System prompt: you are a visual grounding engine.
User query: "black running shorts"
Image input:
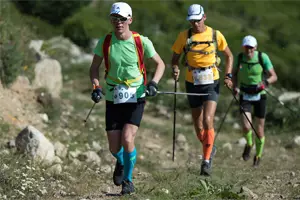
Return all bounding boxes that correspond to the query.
[105,98,145,131]
[185,80,220,108]
[239,94,267,118]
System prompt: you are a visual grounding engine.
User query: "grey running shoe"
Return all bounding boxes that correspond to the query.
[253,156,261,167]
[113,161,124,186]
[242,145,252,161]
[200,161,211,176]
[121,180,135,195]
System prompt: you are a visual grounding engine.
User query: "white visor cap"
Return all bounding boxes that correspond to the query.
[110,2,132,18]
[186,4,205,21]
[242,35,257,47]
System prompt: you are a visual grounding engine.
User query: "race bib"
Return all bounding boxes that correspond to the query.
[192,68,214,85]
[113,84,137,104]
[243,93,261,101]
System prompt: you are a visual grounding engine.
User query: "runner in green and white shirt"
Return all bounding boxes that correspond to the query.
[89,2,165,195]
[232,35,278,167]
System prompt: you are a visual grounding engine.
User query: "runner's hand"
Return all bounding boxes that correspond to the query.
[224,78,233,89]
[91,85,102,103]
[146,81,158,97]
[233,87,240,96]
[172,66,180,81]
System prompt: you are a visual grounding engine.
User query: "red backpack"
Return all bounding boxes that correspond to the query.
[102,31,147,85]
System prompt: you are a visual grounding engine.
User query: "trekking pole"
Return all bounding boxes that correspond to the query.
[157,91,210,96]
[264,89,298,117]
[227,87,261,141]
[84,103,96,123]
[172,80,177,162]
[214,97,235,143]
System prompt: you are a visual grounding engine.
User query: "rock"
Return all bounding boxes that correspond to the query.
[222,142,232,151]
[233,122,240,130]
[290,171,296,177]
[176,134,189,151]
[54,141,68,158]
[71,159,81,167]
[145,142,161,151]
[10,76,31,93]
[139,155,145,160]
[6,140,16,148]
[240,186,258,199]
[47,164,62,175]
[263,175,270,179]
[279,154,291,161]
[15,125,55,163]
[53,156,63,164]
[91,141,101,152]
[29,40,48,60]
[236,138,247,147]
[100,165,111,174]
[68,149,81,158]
[0,149,10,155]
[39,113,49,123]
[78,151,101,165]
[278,92,300,102]
[161,188,169,194]
[33,58,63,98]
[294,136,300,146]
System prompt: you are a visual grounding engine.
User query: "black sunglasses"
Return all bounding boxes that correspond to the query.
[189,18,203,23]
[110,16,128,22]
[244,45,255,49]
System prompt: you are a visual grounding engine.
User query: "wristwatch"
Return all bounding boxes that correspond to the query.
[225,73,232,79]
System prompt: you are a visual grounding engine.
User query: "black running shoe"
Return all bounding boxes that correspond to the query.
[200,161,211,176]
[113,161,124,186]
[253,156,261,167]
[209,146,217,168]
[121,180,135,195]
[242,145,252,161]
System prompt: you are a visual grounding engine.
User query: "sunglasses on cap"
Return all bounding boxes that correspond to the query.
[110,16,129,23]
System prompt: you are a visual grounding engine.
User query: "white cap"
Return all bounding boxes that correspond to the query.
[186,4,205,21]
[110,2,132,18]
[242,35,257,47]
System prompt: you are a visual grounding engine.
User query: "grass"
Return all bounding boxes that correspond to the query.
[0,82,299,199]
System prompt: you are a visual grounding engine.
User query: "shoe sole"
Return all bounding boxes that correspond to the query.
[113,181,122,186]
[121,192,135,196]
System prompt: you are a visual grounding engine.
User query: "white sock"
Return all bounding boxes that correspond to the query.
[204,160,210,163]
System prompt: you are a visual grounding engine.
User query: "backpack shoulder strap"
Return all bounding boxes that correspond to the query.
[212,29,217,49]
[212,29,219,65]
[183,28,193,53]
[236,52,243,73]
[103,33,112,75]
[258,51,265,70]
[188,28,192,39]
[132,31,147,85]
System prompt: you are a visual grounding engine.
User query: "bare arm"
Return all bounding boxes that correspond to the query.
[89,54,103,87]
[265,68,277,85]
[222,46,234,75]
[149,53,165,84]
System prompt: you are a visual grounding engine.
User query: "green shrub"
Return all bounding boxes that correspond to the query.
[63,19,91,49]
[0,2,35,86]
[13,0,91,25]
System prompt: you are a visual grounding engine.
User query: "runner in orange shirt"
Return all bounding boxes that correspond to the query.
[171,4,233,176]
